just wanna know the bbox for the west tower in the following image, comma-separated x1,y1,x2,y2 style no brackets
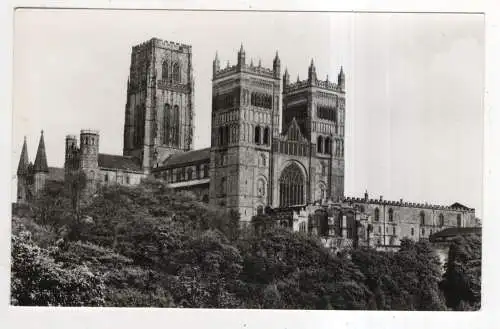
210,45,281,222
281,62,346,203
123,38,194,173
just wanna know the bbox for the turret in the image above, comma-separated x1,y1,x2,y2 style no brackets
273,51,281,78
338,66,345,91
308,59,317,83
213,51,220,77
79,130,100,195
237,43,246,67
65,135,79,173
364,190,369,202
283,68,290,87
33,130,49,196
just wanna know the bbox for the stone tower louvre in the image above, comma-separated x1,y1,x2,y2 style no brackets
282,62,346,202
123,38,194,173
210,45,281,222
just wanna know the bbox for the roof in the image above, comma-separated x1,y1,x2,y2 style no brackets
17,138,29,175
98,154,142,172
159,148,210,168
47,167,65,182
449,202,473,210
429,227,482,241
33,131,49,173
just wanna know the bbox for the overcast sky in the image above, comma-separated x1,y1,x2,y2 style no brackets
12,9,484,217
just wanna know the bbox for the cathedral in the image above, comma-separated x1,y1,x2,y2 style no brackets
16,37,479,249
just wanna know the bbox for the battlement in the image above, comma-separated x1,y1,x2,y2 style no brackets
132,38,192,53
213,62,276,80
284,77,341,93
80,129,99,135
342,196,475,213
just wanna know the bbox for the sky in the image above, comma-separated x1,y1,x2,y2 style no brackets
11,10,484,217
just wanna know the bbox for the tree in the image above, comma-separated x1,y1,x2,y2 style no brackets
11,230,105,306
441,234,481,310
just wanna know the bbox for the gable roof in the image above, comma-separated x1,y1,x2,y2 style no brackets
33,131,49,173
160,148,210,168
98,154,142,172
450,202,473,210
281,118,307,142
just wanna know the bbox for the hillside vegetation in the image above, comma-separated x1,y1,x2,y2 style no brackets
11,179,481,310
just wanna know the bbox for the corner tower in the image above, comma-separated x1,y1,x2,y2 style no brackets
282,62,346,202
209,45,281,222
123,38,194,173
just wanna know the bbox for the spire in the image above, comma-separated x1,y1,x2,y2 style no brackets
250,58,254,67
273,50,281,78
283,67,290,86
17,136,29,176
338,65,345,90
33,130,49,173
308,58,317,83
237,43,246,67
213,51,220,76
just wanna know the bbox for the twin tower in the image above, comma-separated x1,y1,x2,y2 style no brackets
122,38,346,219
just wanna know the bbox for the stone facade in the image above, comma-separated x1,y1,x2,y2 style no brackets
16,38,479,237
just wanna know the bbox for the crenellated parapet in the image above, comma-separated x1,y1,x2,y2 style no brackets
342,195,476,213
284,76,342,93
133,38,192,53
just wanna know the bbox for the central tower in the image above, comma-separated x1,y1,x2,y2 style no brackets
123,38,194,173
210,45,281,222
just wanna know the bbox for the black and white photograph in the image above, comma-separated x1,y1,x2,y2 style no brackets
9,8,484,311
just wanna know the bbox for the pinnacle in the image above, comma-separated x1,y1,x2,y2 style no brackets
33,130,49,173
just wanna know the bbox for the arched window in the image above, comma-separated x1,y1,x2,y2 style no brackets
126,175,130,184
218,127,224,146
279,163,305,207
172,105,180,146
172,62,180,83
411,227,415,236
134,105,145,147
374,208,380,221
203,165,209,178
196,165,200,179
257,205,264,215
439,214,445,227
388,208,394,222
420,212,425,226
257,179,266,198
254,126,261,144
317,136,323,153
260,154,266,167
325,137,331,155
162,60,169,80
263,127,270,145
163,103,171,145
104,173,108,182
392,226,396,235
202,195,209,203
457,214,462,228
187,167,193,180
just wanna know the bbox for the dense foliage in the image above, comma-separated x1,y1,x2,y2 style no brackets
11,178,481,309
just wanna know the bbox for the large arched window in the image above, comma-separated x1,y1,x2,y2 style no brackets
257,179,266,198
162,60,169,80
374,208,380,221
457,214,462,228
218,127,224,146
420,211,425,226
254,126,261,144
134,104,145,147
439,214,445,227
317,136,323,153
324,137,331,155
279,163,305,207
163,103,171,145
172,62,180,83
172,105,180,146
388,208,394,222
263,127,270,145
